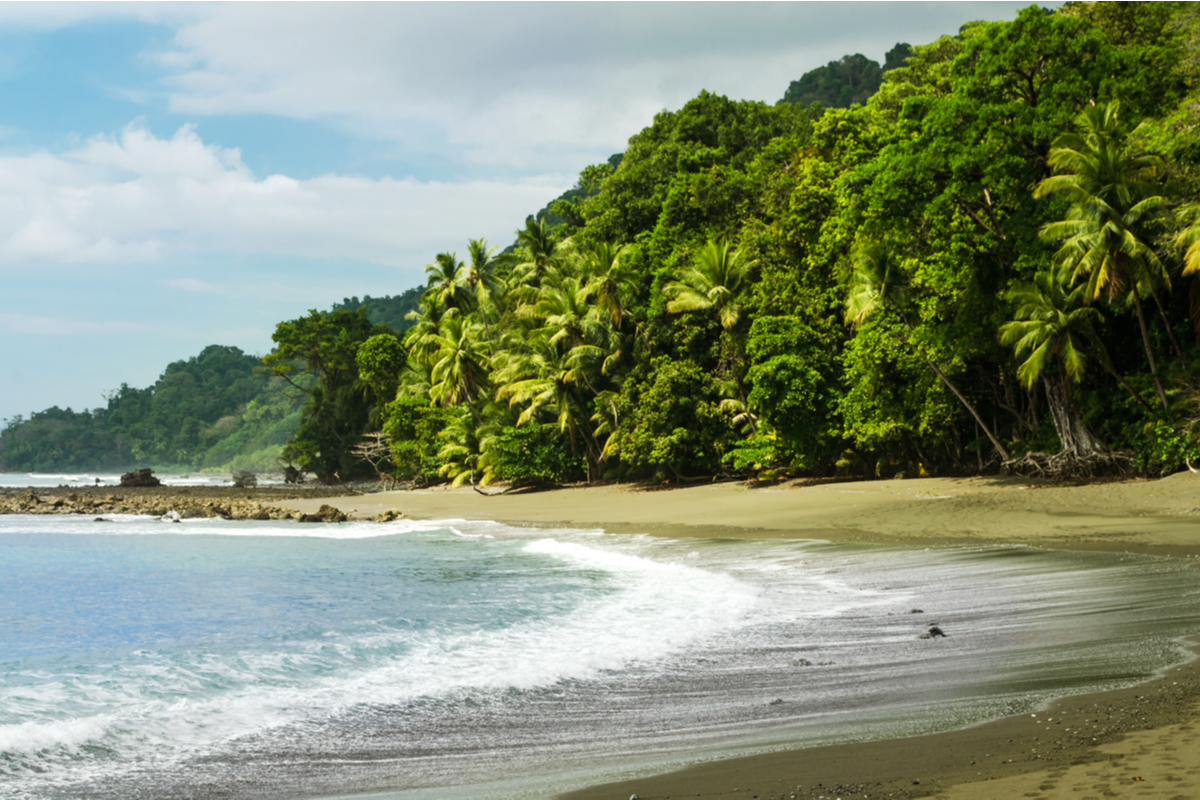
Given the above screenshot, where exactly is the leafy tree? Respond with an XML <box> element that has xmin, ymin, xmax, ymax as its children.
<box><xmin>782</xmin><ymin>53</ymin><xmax>885</xmax><ymax>108</ymax></box>
<box><xmin>265</xmin><ymin>308</ymin><xmax>391</xmax><ymax>480</ymax></box>
<box><xmin>1035</xmin><ymin>101</ymin><xmax>1173</xmax><ymax>408</ymax></box>
<box><xmin>844</xmin><ymin>244</ymin><xmax>1012</xmax><ymax>461</ymax></box>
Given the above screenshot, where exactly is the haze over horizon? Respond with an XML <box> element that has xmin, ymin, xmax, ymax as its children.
<box><xmin>0</xmin><ymin>1</ymin><xmax>1050</xmax><ymax>424</ymax></box>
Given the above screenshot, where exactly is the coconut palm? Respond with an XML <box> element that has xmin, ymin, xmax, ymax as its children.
<box><xmin>1000</xmin><ymin>264</ymin><xmax>1107</xmax><ymax>455</ymax></box>
<box><xmin>582</xmin><ymin>241</ymin><xmax>629</xmax><ymax>326</ymax></box>
<box><xmin>403</xmin><ymin>294</ymin><xmax>456</xmax><ymax>369</ymax></box>
<box><xmin>436</xmin><ymin>407</ymin><xmax>501</xmax><ymax>487</ymax></box>
<box><xmin>494</xmin><ymin>335</ymin><xmax>604</xmax><ymax>481</ymax></box>
<box><xmin>465</xmin><ymin>237</ymin><xmax>498</xmax><ymax>337</ymax></box>
<box><xmin>532</xmin><ymin>276</ymin><xmax>608</xmax><ymax>353</ymax></box>
<box><xmin>663</xmin><ymin>238</ymin><xmax>755</xmax><ymax>330</ymax></box>
<box><xmin>428</xmin><ymin>315</ymin><xmax>490</xmax><ymax>420</ymax></box>
<box><xmin>424</xmin><ymin>252</ymin><xmax>472</xmax><ymax>311</ymax></box>
<box><xmin>1034</xmin><ymin>101</ymin><xmax>1172</xmax><ymax>409</ymax></box>
<box><xmin>509</xmin><ymin>218</ymin><xmax>561</xmax><ymax>303</ymax></box>
<box><xmin>844</xmin><ymin>243</ymin><xmax>1011</xmax><ymax>461</ymax></box>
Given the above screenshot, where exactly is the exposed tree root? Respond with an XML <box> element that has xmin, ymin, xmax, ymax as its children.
<box><xmin>1001</xmin><ymin>450</ymin><xmax>1134</xmax><ymax>480</ymax></box>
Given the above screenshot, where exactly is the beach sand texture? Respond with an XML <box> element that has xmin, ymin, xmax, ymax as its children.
<box><xmin>280</xmin><ymin>473</ymin><xmax>1200</xmax><ymax>799</ymax></box>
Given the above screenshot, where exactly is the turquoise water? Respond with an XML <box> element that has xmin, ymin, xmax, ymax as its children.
<box><xmin>1</xmin><ymin>514</ymin><xmax>1198</xmax><ymax>799</ymax></box>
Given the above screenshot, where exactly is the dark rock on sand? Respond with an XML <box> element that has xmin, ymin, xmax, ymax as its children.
<box><xmin>297</xmin><ymin>504</ymin><xmax>348</xmax><ymax>523</ymax></box>
<box><xmin>919</xmin><ymin>625</ymin><xmax>947</xmax><ymax>639</ymax></box>
<box><xmin>120</xmin><ymin>469</ymin><xmax>162</xmax><ymax>488</ymax></box>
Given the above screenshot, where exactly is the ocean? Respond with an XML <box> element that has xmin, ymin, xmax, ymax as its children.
<box><xmin>1</xmin><ymin>511</ymin><xmax>1198</xmax><ymax>799</ymax></box>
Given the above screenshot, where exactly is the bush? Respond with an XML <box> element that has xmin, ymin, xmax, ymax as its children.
<box><xmin>488</xmin><ymin>425</ymin><xmax>585</xmax><ymax>485</ymax></box>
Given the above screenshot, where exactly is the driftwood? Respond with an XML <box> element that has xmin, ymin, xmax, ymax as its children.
<box><xmin>1002</xmin><ymin>449</ymin><xmax>1134</xmax><ymax>480</ymax></box>
<box><xmin>471</xmin><ymin>483</ymin><xmax>517</xmax><ymax>496</ymax></box>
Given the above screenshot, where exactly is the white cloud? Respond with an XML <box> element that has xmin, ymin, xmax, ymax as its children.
<box><xmin>0</xmin><ymin>123</ymin><xmax>569</xmax><ymax>271</ymax></box>
<box><xmin>141</xmin><ymin>2</ymin><xmax>1042</xmax><ymax>172</ymax></box>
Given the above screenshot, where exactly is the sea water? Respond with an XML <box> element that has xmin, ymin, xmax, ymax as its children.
<box><xmin>0</xmin><ymin>473</ymin><xmax>283</xmax><ymax>489</ymax></box>
<box><xmin>1</xmin><ymin>514</ymin><xmax>1198</xmax><ymax>799</ymax></box>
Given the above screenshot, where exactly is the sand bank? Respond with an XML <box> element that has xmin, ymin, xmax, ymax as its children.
<box><xmin>282</xmin><ymin>474</ymin><xmax>1200</xmax><ymax>799</ymax></box>
<box><xmin>284</xmin><ymin>472</ymin><xmax>1200</xmax><ymax>556</ymax></box>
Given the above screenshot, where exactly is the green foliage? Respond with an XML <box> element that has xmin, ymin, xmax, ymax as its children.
<box><xmin>356</xmin><ymin>333</ymin><xmax>406</xmax><ymax>399</ymax></box>
<box><xmin>333</xmin><ymin>289</ymin><xmax>423</xmax><ymax>332</ymax></box>
<box><xmin>0</xmin><ymin>346</ymin><xmax>305</xmax><ymax>473</ymax></box>
<box><xmin>607</xmin><ymin>358</ymin><xmax>733</xmax><ymax>478</ymax></box>
<box><xmin>382</xmin><ymin>397</ymin><xmax>452</xmax><ymax>482</ymax></box>
<box><xmin>487</xmin><ymin>424</ymin><xmax>586</xmax><ymax>485</ymax></box>
<box><xmin>745</xmin><ymin>317</ymin><xmax>843</xmax><ymax>471</ymax></box>
<box><xmin>14</xmin><ymin>8</ymin><xmax>1200</xmax><ymax>482</ymax></box>
<box><xmin>782</xmin><ymin>53</ymin><xmax>884</xmax><ymax>108</ymax></box>
<box><xmin>1132</xmin><ymin>418</ymin><xmax>1200</xmax><ymax>476</ymax></box>
<box><xmin>266</xmin><ymin>307</ymin><xmax>394</xmax><ymax>480</ymax></box>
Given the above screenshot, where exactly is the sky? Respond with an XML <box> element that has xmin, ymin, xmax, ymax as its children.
<box><xmin>0</xmin><ymin>1</ymin><xmax>1051</xmax><ymax>423</ymax></box>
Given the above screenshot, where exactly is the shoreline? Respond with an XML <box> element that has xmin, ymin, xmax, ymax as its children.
<box><xmin>277</xmin><ymin>473</ymin><xmax>1200</xmax><ymax>799</ymax></box>
<box><xmin>6</xmin><ymin>474</ymin><xmax>1199</xmax><ymax>797</ymax></box>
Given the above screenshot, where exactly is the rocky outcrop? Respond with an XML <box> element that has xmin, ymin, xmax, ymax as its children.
<box><xmin>373</xmin><ymin>508</ymin><xmax>405</xmax><ymax>522</ymax></box>
<box><xmin>231</xmin><ymin>470</ymin><xmax>258</xmax><ymax>488</ymax></box>
<box><xmin>296</xmin><ymin>504</ymin><xmax>348</xmax><ymax>523</ymax></box>
<box><xmin>120</xmin><ymin>469</ymin><xmax>162</xmax><ymax>488</ymax></box>
<box><xmin>2</xmin><ymin>491</ymin><xmax>300</xmax><ymax>521</ymax></box>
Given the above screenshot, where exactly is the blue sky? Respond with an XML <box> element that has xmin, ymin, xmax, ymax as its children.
<box><xmin>0</xmin><ymin>1</ymin><xmax>1050</xmax><ymax>423</ymax></box>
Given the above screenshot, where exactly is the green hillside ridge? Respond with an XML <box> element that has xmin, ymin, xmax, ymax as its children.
<box><xmin>7</xmin><ymin>3</ymin><xmax>1200</xmax><ymax>485</ymax></box>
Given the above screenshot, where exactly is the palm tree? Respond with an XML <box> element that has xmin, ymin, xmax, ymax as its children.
<box><xmin>495</xmin><ymin>335</ymin><xmax>604</xmax><ymax>481</ymax></box>
<box><xmin>509</xmin><ymin>218</ymin><xmax>561</xmax><ymax>303</ymax></box>
<box><xmin>844</xmin><ymin>243</ymin><xmax>1011</xmax><ymax>461</ymax></box>
<box><xmin>465</xmin><ymin>237</ymin><xmax>498</xmax><ymax>338</ymax></box>
<box><xmin>428</xmin><ymin>315</ymin><xmax>490</xmax><ymax>421</ymax></box>
<box><xmin>999</xmin><ymin>265</ymin><xmax>1107</xmax><ymax>456</ymax></box>
<box><xmin>532</xmin><ymin>276</ymin><xmax>607</xmax><ymax>354</ymax></box>
<box><xmin>582</xmin><ymin>241</ymin><xmax>628</xmax><ymax>326</ymax></box>
<box><xmin>1034</xmin><ymin>101</ymin><xmax>1172</xmax><ymax>409</ymax></box>
<box><xmin>424</xmin><ymin>252</ymin><xmax>472</xmax><ymax>311</ymax></box>
<box><xmin>403</xmin><ymin>293</ymin><xmax>455</xmax><ymax>369</ymax></box>
<box><xmin>436</xmin><ymin>407</ymin><xmax>501</xmax><ymax>487</ymax></box>
<box><xmin>663</xmin><ymin>238</ymin><xmax>754</xmax><ymax>330</ymax></box>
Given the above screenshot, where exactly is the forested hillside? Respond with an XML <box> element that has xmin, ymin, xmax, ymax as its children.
<box><xmin>0</xmin><ymin>346</ymin><xmax>306</xmax><ymax>472</ymax></box>
<box><xmin>8</xmin><ymin>3</ymin><xmax>1200</xmax><ymax>487</ymax></box>
<box><xmin>262</xmin><ymin>2</ymin><xmax>1200</xmax><ymax>486</ymax></box>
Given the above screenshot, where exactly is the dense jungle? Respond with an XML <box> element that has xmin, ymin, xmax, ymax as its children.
<box><xmin>5</xmin><ymin>3</ymin><xmax>1200</xmax><ymax>487</ymax></box>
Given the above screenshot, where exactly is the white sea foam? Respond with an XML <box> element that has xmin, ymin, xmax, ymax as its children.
<box><xmin>5</xmin><ymin>515</ymin><xmax>1197</xmax><ymax>799</ymax></box>
<box><xmin>0</xmin><ymin>522</ymin><xmax>773</xmax><ymax>789</ymax></box>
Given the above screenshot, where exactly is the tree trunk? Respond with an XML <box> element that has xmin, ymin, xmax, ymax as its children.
<box><xmin>1132</xmin><ymin>290</ymin><xmax>1171</xmax><ymax>410</ymax></box>
<box><xmin>1151</xmin><ymin>289</ymin><xmax>1188</xmax><ymax>369</ymax></box>
<box><xmin>922</xmin><ymin>355</ymin><xmax>1011</xmax><ymax>461</ymax></box>
<box><xmin>1042</xmin><ymin>374</ymin><xmax>1105</xmax><ymax>457</ymax></box>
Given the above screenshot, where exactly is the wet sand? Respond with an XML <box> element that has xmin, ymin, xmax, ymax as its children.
<box><xmin>280</xmin><ymin>473</ymin><xmax>1200</xmax><ymax>799</ymax></box>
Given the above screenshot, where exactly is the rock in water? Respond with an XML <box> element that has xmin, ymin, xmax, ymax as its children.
<box><xmin>297</xmin><ymin>504</ymin><xmax>348</xmax><ymax>523</ymax></box>
<box><xmin>120</xmin><ymin>469</ymin><xmax>161</xmax><ymax>488</ymax></box>
<box><xmin>373</xmin><ymin>508</ymin><xmax>405</xmax><ymax>522</ymax></box>
<box><xmin>919</xmin><ymin>625</ymin><xmax>947</xmax><ymax>639</ymax></box>
<box><xmin>231</xmin><ymin>470</ymin><xmax>258</xmax><ymax>488</ymax></box>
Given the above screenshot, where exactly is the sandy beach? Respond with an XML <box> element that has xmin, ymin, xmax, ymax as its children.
<box><xmin>280</xmin><ymin>472</ymin><xmax>1200</xmax><ymax>799</ymax></box>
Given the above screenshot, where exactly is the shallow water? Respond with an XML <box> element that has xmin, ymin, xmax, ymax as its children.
<box><xmin>1</xmin><ymin>514</ymin><xmax>1197</xmax><ymax>799</ymax></box>
<box><xmin>0</xmin><ymin>472</ymin><xmax>283</xmax><ymax>489</ymax></box>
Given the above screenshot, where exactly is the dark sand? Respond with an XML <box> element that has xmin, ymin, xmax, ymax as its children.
<box><xmin>11</xmin><ymin>474</ymin><xmax>1197</xmax><ymax>798</ymax></box>
<box><xmin>278</xmin><ymin>473</ymin><xmax>1200</xmax><ymax>799</ymax></box>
